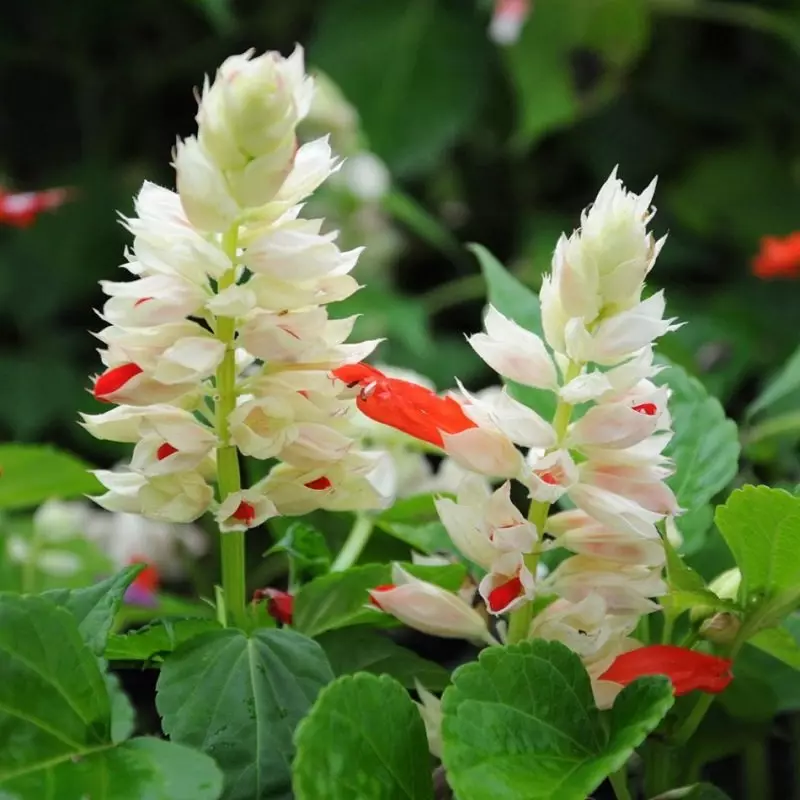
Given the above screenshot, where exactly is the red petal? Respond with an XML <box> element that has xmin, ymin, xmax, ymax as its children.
<box><xmin>93</xmin><ymin>363</ymin><xmax>143</xmax><ymax>402</ymax></box>
<box><xmin>331</xmin><ymin>363</ymin><xmax>386</xmax><ymax>387</ymax></box>
<box><xmin>356</xmin><ymin>377</ymin><xmax>477</xmax><ymax>448</ymax></box>
<box><xmin>305</xmin><ymin>476</ymin><xmax>332</xmax><ymax>490</ymax></box>
<box><xmin>632</xmin><ymin>402</ymin><xmax>658</xmax><ymax>416</ymax></box>
<box><xmin>599</xmin><ymin>645</ymin><xmax>733</xmax><ymax>696</ymax></box>
<box><xmin>753</xmin><ymin>233</ymin><xmax>800</xmax><ymax>279</ymax></box>
<box><xmin>257</xmin><ymin>588</ymin><xmax>294</xmax><ymax>625</ymax></box>
<box><xmin>369</xmin><ymin>584</ymin><xmax>396</xmax><ymax>609</ymax></box>
<box><xmin>156</xmin><ymin>443</ymin><xmax>178</xmax><ymax>460</ymax></box>
<box><xmin>487</xmin><ymin>576</ymin><xmax>524</xmax><ymax>613</ymax></box>
<box><xmin>232</xmin><ymin>501</ymin><xmax>256</xmax><ymax>525</ymax></box>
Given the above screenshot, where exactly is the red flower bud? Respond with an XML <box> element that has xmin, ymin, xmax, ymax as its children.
<box><xmin>232</xmin><ymin>501</ymin><xmax>256</xmax><ymax>525</ymax></box>
<box><xmin>599</xmin><ymin>645</ymin><xmax>733</xmax><ymax>696</ymax></box>
<box><xmin>253</xmin><ymin>588</ymin><xmax>294</xmax><ymax>625</ymax></box>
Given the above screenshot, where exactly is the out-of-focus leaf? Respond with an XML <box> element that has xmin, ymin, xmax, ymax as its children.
<box><xmin>505</xmin><ymin>0</ymin><xmax>651</xmax><ymax>148</ymax></box>
<box><xmin>748</xmin><ymin>343</ymin><xmax>800</xmax><ymax>419</ymax></box>
<box><xmin>375</xmin><ymin>493</ymin><xmax>454</xmax><ymax>555</ymax></box>
<box><xmin>0</xmin><ymin>445</ymin><xmax>102</xmax><ymax>510</ymax></box>
<box><xmin>265</xmin><ymin>521</ymin><xmax>332</xmax><ymax>582</ymax></box>
<box><xmin>311</xmin><ymin>0</ymin><xmax>490</xmax><ymax>174</ymax></box>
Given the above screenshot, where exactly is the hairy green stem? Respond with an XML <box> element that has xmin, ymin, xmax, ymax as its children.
<box><xmin>506</xmin><ymin>360</ymin><xmax>581</xmax><ymax>644</ymax></box>
<box><xmin>331</xmin><ymin>514</ymin><xmax>374</xmax><ymax>572</ymax></box>
<box><xmin>216</xmin><ymin>224</ymin><xmax>247</xmax><ymax>629</ymax></box>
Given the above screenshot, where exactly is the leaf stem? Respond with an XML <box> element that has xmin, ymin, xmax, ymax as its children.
<box><xmin>671</xmin><ymin>692</ymin><xmax>715</xmax><ymax>746</ymax></box>
<box><xmin>507</xmin><ymin>360</ymin><xmax>581</xmax><ymax>644</ymax></box>
<box><xmin>609</xmin><ymin>766</ymin><xmax>633</xmax><ymax>800</ymax></box>
<box><xmin>331</xmin><ymin>514</ymin><xmax>374</xmax><ymax>572</ymax></box>
<box><xmin>216</xmin><ymin>224</ymin><xmax>247</xmax><ymax>629</ymax></box>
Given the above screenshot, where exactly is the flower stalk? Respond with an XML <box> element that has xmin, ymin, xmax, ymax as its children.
<box><xmin>216</xmin><ymin>223</ymin><xmax>247</xmax><ymax>628</ymax></box>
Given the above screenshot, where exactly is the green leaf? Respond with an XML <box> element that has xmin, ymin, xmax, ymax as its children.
<box><xmin>265</xmin><ymin>521</ymin><xmax>332</xmax><ymax>582</ymax></box>
<box><xmin>0</xmin><ymin>594</ymin><xmax>223</xmax><ymax>798</ymax></box>
<box><xmin>374</xmin><ymin>494</ymin><xmax>455</xmax><ymax>555</ymax></box>
<box><xmin>715</xmin><ymin>485</ymin><xmax>800</xmax><ymax>601</ymax></box>
<box><xmin>316</xmin><ymin>627</ymin><xmax>450</xmax><ymax>690</ymax></box>
<box><xmin>660</xmin><ymin>589</ymin><xmax>738</xmax><ymax>617</ymax></box>
<box><xmin>652</xmin><ymin>785</ymin><xmax>732</xmax><ymax>800</ymax></box>
<box><xmin>663</xmin><ymin>533</ymin><xmax>706</xmax><ymax>593</ymax></box>
<box><xmin>310</xmin><ymin>0</ymin><xmax>490</xmax><ymax>174</ymax></box>
<box><xmin>749</xmin><ymin>618</ymin><xmax>800</xmax><ymax>670</ymax></box>
<box><xmin>505</xmin><ymin>0</ymin><xmax>651</xmax><ymax>148</ymax></box>
<box><xmin>293</xmin><ymin>562</ymin><xmax>466</xmax><ymax>638</ymax></box>
<box><xmin>44</xmin><ymin>564</ymin><xmax>144</xmax><ymax>655</ymax></box>
<box><xmin>106</xmin><ymin>618</ymin><xmax>222</xmax><ymax>662</ymax></box>
<box><xmin>470</xmin><ymin>243</ymin><xmax>557</xmax><ymax>420</ymax></box>
<box><xmin>441</xmin><ymin>640</ymin><xmax>673</xmax><ymax>799</ymax></box>
<box><xmin>656</xmin><ymin>363</ymin><xmax>740</xmax><ymax>551</ymax></box>
<box><xmin>0</xmin><ymin>445</ymin><xmax>102</xmax><ymax>510</ymax></box>
<box><xmin>0</xmin><ymin>595</ymin><xmax>111</xmax><ymax>780</ymax></box>
<box><xmin>748</xmin><ymin>343</ymin><xmax>800</xmax><ymax>418</ymax></box>
<box><xmin>1</xmin><ymin>737</ymin><xmax>224</xmax><ymax>800</ymax></box>
<box><xmin>156</xmin><ymin>627</ymin><xmax>333</xmax><ymax>800</ymax></box>
<box><xmin>293</xmin><ymin>673</ymin><xmax>433</xmax><ymax>800</ymax></box>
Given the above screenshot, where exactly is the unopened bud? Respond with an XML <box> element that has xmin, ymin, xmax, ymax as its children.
<box><xmin>700</xmin><ymin>612</ymin><xmax>741</xmax><ymax>645</ymax></box>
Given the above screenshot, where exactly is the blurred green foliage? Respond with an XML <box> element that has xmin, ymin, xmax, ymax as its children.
<box><xmin>1</xmin><ymin>0</ymin><xmax>799</xmax><ymax>483</ymax></box>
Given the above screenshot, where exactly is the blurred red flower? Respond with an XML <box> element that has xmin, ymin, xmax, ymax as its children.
<box><xmin>753</xmin><ymin>233</ymin><xmax>800</xmax><ymax>279</ymax></box>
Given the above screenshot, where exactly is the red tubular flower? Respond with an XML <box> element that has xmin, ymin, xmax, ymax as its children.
<box><xmin>0</xmin><ymin>187</ymin><xmax>72</xmax><ymax>228</ymax></box>
<box><xmin>253</xmin><ymin>588</ymin><xmax>294</xmax><ymax>625</ymax></box>
<box><xmin>124</xmin><ymin>557</ymin><xmax>160</xmax><ymax>607</ymax></box>
<box><xmin>331</xmin><ymin>363</ymin><xmax>477</xmax><ymax>448</ymax></box>
<box><xmin>753</xmin><ymin>233</ymin><xmax>800</xmax><ymax>279</ymax></box>
<box><xmin>599</xmin><ymin>645</ymin><xmax>733</xmax><ymax>696</ymax></box>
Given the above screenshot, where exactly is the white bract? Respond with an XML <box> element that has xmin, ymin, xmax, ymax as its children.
<box><xmin>84</xmin><ymin>48</ymin><xmax>384</xmax><ymax>528</ymax></box>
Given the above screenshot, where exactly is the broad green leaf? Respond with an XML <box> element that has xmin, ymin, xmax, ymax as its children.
<box><xmin>0</xmin><ymin>594</ymin><xmax>222</xmax><ymax>798</ymax></box>
<box><xmin>0</xmin><ymin>445</ymin><xmax>102</xmax><ymax>510</ymax></box>
<box><xmin>749</xmin><ymin>617</ymin><xmax>800</xmax><ymax>670</ymax></box>
<box><xmin>157</xmin><ymin>627</ymin><xmax>333</xmax><ymax>800</ymax></box>
<box><xmin>310</xmin><ymin>0</ymin><xmax>490</xmax><ymax>173</ymax></box>
<box><xmin>470</xmin><ymin>243</ymin><xmax>556</xmax><ymax>420</ymax></box>
<box><xmin>106</xmin><ymin>618</ymin><xmax>222</xmax><ymax>662</ymax></box>
<box><xmin>316</xmin><ymin>627</ymin><xmax>450</xmax><ymax>690</ymax></box>
<box><xmin>375</xmin><ymin>494</ymin><xmax>454</xmax><ymax>555</ymax></box>
<box><xmin>656</xmin><ymin>363</ymin><xmax>739</xmax><ymax>551</ymax></box>
<box><xmin>0</xmin><ymin>595</ymin><xmax>111</xmax><ymax>780</ymax></box>
<box><xmin>748</xmin><ymin>343</ymin><xmax>800</xmax><ymax>418</ymax></box>
<box><xmin>1</xmin><ymin>737</ymin><xmax>224</xmax><ymax>800</ymax></box>
<box><xmin>505</xmin><ymin>0</ymin><xmax>651</xmax><ymax>148</ymax></box>
<box><xmin>293</xmin><ymin>673</ymin><xmax>433</xmax><ymax>800</ymax></box>
<box><xmin>293</xmin><ymin>562</ymin><xmax>466</xmax><ymax>639</ymax></box>
<box><xmin>44</xmin><ymin>564</ymin><xmax>144</xmax><ymax>655</ymax></box>
<box><xmin>715</xmin><ymin>485</ymin><xmax>800</xmax><ymax>600</ymax></box>
<box><xmin>441</xmin><ymin>640</ymin><xmax>673</xmax><ymax>800</ymax></box>
<box><xmin>265</xmin><ymin>521</ymin><xmax>332</xmax><ymax>582</ymax></box>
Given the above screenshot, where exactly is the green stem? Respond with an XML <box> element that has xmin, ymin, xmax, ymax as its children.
<box><xmin>506</xmin><ymin>360</ymin><xmax>581</xmax><ymax>644</ymax></box>
<box><xmin>743</xmin><ymin>737</ymin><xmax>771</xmax><ymax>800</ymax></box>
<box><xmin>216</xmin><ymin>224</ymin><xmax>247</xmax><ymax>629</ymax></box>
<box><xmin>609</xmin><ymin>767</ymin><xmax>633</xmax><ymax>800</ymax></box>
<box><xmin>671</xmin><ymin>692</ymin><xmax>715</xmax><ymax>746</ymax></box>
<box><xmin>331</xmin><ymin>514</ymin><xmax>374</xmax><ymax>572</ymax></box>
<box><xmin>661</xmin><ymin>611</ymin><xmax>676</xmax><ymax>645</ymax></box>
